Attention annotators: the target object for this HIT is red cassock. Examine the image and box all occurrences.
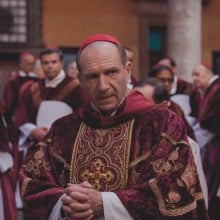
[168,100,195,140]
[190,77,220,219]
[3,72,39,123]
[0,102,19,220]
[19,91,208,220]
[13,76,86,127]
[176,77,193,95]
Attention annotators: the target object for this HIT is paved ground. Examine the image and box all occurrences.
[17,210,24,220]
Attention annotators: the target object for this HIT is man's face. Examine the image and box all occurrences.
[192,65,211,91]
[156,69,173,94]
[40,53,63,80]
[67,62,78,79]
[158,58,177,74]
[79,42,131,114]
[20,54,36,74]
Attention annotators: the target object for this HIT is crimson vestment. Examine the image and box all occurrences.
[3,71,39,123]
[168,100,195,140]
[14,76,86,127]
[190,77,220,220]
[171,76,193,96]
[0,101,19,220]
[20,91,208,220]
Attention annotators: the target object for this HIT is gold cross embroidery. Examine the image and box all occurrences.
[81,159,114,190]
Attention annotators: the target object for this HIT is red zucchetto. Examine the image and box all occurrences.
[201,63,213,71]
[79,33,121,51]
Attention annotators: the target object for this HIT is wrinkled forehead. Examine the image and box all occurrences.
[158,59,170,67]
[82,41,117,53]
[79,41,120,63]
[192,64,206,74]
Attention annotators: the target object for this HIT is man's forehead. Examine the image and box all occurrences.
[80,42,119,59]
[193,64,206,73]
[41,52,59,59]
[158,59,170,66]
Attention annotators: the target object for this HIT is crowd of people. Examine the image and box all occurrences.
[0,33,219,220]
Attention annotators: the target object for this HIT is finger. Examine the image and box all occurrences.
[69,201,90,212]
[68,191,89,202]
[62,194,72,206]
[71,209,94,220]
[64,184,82,194]
[64,185,89,197]
[80,181,93,189]
[62,204,73,215]
[63,190,89,204]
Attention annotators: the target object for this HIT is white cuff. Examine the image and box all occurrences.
[101,192,133,220]
[193,123,215,149]
[19,123,36,147]
[49,194,66,220]
[0,152,13,173]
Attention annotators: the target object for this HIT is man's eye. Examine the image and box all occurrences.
[86,74,98,81]
[106,69,117,76]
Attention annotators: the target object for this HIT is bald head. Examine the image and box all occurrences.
[76,41,127,73]
[76,34,127,73]
[192,64,214,91]
[19,52,36,74]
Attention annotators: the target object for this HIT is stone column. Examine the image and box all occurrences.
[167,0,202,82]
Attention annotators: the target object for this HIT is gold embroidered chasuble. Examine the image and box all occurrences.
[70,120,134,191]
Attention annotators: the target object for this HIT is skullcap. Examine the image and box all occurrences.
[79,33,121,51]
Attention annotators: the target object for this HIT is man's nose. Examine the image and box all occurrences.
[98,75,109,90]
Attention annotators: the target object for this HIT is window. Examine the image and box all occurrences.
[0,0,43,49]
[212,51,220,75]
[0,0,27,43]
[59,46,79,71]
[149,26,167,67]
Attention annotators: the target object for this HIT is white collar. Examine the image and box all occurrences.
[45,70,65,88]
[19,70,38,78]
[199,75,219,96]
[170,75,177,95]
[208,74,219,87]
[90,97,125,117]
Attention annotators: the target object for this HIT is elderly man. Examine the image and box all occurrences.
[3,51,39,123]
[66,61,78,79]
[20,34,208,220]
[190,63,220,220]
[157,57,193,96]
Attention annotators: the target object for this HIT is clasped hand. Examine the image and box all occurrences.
[61,181,103,220]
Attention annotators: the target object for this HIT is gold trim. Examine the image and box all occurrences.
[70,120,134,190]
[49,148,71,169]
[36,141,47,147]
[70,123,84,182]
[125,120,134,186]
[21,177,32,200]
[149,178,201,216]
[129,145,156,169]
[129,132,188,169]
[161,132,189,147]
[195,192,204,200]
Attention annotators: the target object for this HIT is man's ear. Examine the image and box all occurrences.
[160,100,169,108]
[125,61,132,82]
[77,72,83,85]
